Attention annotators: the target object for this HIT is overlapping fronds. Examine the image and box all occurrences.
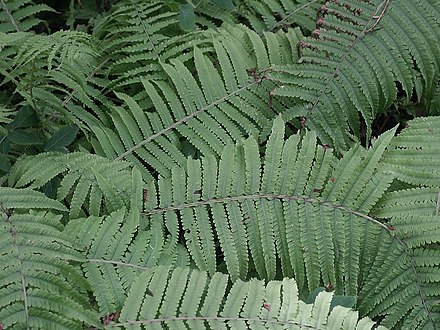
[0,0,54,32]
[364,186,440,328]
[0,187,100,329]
[8,152,141,218]
[108,266,387,329]
[65,207,189,317]
[0,30,106,131]
[145,116,440,328]
[61,167,189,316]
[91,26,303,179]
[92,0,180,88]
[269,0,440,150]
[144,116,393,284]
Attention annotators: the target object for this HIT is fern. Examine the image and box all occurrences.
[91,25,302,180]
[142,116,440,328]
[269,0,440,150]
[0,0,54,32]
[62,167,189,317]
[1,0,440,329]
[108,265,387,329]
[381,116,440,187]
[237,0,320,33]
[0,187,100,329]
[9,152,141,218]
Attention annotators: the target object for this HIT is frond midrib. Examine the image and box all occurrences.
[114,79,262,161]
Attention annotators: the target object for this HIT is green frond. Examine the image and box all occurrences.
[143,116,440,328]
[269,0,440,150]
[382,116,440,187]
[0,198,99,329]
[237,0,320,33]
[109,266,386,329]
[143,117,392,287]
[0,187,67,211]
[63,181,189,316]
[1,30,105,133]
[8,152,140,218]
[0,0,54,33]
[92,25,301,177]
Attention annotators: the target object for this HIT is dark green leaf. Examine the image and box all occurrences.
[8,129,43,145]
[330,295,356,310]
[305,287,325,304]
[6,105,38,130]
[209,0,235,10]
[45,125,79,152]
[0,133,10,154]
[179,4,196,32]
[42,177,61,199]
[0,153,10,172]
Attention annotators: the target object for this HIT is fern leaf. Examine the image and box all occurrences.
[9,152,139,218]
[270,0,440,150]
[65,206,189,317]
[0,187,67,211]
[0,206,99,329]
[382,116,440,187]
[111,266,386,329]
[0,0,54,32]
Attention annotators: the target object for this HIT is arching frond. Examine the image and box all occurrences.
[270,0,440,150]
[0,190,100,329]
[108,266,386,330]
[91,25,303,179]
[144,116,440,328]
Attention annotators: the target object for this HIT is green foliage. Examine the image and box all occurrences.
[269,0,440,150]
[0,188,100,329]
[0,0,54,32]
[1,0,440,329]
[112,266,387,329]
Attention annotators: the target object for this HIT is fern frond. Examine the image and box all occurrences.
[382,116,440,187]
[0,0,54,32]
[361,185,440,329]
[0,187,67,211]
[1,30,106,133]
[143,116,395,287]
[0,195,99,329]
[93,0,181,88]
[8,152,140,218]
[92,25,302,178]
[143,115,440,328]
[109,266,386,329]
[269,0,440,150]
[65,208,189,316]
[237,0,320,33]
